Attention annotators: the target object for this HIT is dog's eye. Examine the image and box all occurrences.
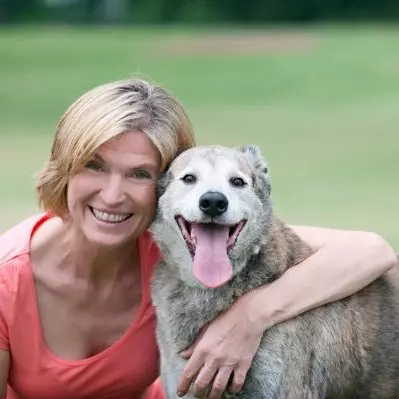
[181,174,197,184]
[230,177,247,187]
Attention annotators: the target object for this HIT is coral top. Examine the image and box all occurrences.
[0,213,166,399]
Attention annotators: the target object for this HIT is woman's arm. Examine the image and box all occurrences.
[247,227,398,331]
[177,227,397,398]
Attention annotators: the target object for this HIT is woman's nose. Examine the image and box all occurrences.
[99,175,126,206]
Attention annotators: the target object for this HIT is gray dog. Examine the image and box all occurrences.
[150,144,399,398]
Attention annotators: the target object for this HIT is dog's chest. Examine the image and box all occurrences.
[151,262,240,350]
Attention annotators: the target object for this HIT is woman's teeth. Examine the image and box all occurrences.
[91,207,132,223]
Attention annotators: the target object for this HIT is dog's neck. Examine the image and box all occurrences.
[237,219,313,287]
[258,218,313,275]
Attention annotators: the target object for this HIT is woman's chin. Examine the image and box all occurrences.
[87,231,129,248]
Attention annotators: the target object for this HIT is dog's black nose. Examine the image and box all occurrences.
[199,191,228,217]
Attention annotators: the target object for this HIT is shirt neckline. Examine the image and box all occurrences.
[26,213,150,367]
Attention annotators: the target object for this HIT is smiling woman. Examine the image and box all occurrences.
[0,77,397,399]
[0,78,196,399]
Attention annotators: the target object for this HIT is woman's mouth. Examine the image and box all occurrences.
[89,206,133,224]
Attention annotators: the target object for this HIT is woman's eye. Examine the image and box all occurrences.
[181,174,197,184]
[230,177,246,187]
[131,170,152,180]
[84,160,103,172]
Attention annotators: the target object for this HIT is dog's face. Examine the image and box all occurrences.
[151,145,273,289]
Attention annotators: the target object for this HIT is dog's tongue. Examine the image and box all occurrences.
[192,223,232,288]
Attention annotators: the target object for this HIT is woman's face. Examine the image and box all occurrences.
[66,130,161,248]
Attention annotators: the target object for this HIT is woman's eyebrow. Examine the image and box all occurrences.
[92,153,158,172]
[92,154,105,162]
[128,163,158,171]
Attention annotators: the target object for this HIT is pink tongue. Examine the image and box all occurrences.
[192,223,232,288]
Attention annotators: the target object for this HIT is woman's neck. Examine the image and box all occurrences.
[30,216,140,285]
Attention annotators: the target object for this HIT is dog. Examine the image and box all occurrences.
[150,144,399,398]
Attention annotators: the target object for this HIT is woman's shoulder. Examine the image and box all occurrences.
[0,213,49,267]
[0,214,49,349]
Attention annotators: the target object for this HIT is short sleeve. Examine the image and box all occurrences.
[0,272,12,350]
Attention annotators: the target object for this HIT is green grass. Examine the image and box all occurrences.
[0,24,398,248]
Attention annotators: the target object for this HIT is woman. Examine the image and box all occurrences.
[0,78,396,399]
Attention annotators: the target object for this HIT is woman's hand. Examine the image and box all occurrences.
[176,290,264,398]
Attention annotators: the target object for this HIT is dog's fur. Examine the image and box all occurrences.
[150,144,399,398]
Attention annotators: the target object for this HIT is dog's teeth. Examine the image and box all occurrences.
[190,230,196,244]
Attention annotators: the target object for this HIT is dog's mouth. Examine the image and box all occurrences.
[176,216,246,254]
[175,216,246,288]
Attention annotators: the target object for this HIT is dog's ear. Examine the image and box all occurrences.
[156,170,172,198]
[238,145,271,200]
[238,145,269,175]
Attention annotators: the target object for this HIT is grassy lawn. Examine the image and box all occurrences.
[0,23,398,248]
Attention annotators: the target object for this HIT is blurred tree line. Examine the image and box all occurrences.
[1,0,399,24]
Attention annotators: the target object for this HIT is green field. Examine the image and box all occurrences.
[0,24,398,248]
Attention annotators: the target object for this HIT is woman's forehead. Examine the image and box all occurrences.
[96,131,161,169]
[96,131,161,165]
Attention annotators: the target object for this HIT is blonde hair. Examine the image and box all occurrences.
[36,78,196,217]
